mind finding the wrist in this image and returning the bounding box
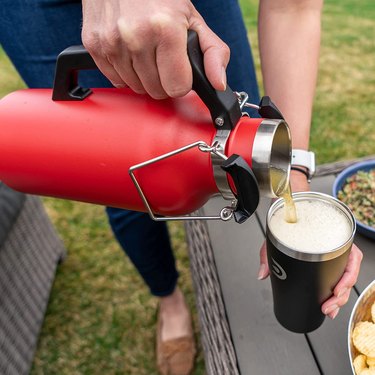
[290,169,310,192]
[291,166,309,180]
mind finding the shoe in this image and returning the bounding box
[156,309,196,375]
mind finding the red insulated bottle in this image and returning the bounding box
[0,31,291,223]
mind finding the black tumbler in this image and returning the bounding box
[266,192,356,333]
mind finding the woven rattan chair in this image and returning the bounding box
[0,183,66,375]
[185,219,240,375]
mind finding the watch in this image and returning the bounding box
[291,149,316,182]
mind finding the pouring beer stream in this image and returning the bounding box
[282,184,298,223]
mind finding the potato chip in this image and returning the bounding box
[371,302,375,324]
[354,354,368,375]
[367,357,375,367]
[353,321,375,358]
[360,368,375,375]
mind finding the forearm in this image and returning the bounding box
[258,0,323,150]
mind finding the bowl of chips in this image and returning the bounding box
[348,280,375,374]
[333,160,375,240]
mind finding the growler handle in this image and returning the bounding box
[187,30,241,130]
[52,45,96,101]
[52,32,242,130]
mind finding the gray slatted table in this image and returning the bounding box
[186,156,375,375]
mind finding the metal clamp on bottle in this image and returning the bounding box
[128,141,235,222]
[188,30,260,222]
[128,31,289,223]
[129,140,259,223]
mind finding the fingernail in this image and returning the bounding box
[258,264,267,280]
[324,304,338,315]
[337,287,348,298]
[221,67,227,90]
[329,307,340,320]
[114,83,127,88]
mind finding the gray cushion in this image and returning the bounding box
[0,182,26,247]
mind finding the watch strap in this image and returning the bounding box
[291,149,316,182]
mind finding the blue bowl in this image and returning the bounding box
[332,160,375,240]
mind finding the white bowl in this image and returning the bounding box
[348,280,375,374]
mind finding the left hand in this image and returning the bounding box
[321,243,363,318]
[257,170,363,319]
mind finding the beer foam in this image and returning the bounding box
[269,200,352,253]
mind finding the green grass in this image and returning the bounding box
[0,50,25,96]
[240,0,375,164]
[1,0,375,373]
[31,200,204,375]
[312,0,375,162]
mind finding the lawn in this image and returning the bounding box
[1,0,374,374]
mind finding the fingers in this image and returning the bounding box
[258,239,363,321]
[89,47,142,90]
[333,244,363,295]
[321,244,363,319]
[81,0,229,99]
[192,23,230,91]
[116,18,162,96]
[290,169,311,192]
[258,241,270,280]
[155,23,192,98]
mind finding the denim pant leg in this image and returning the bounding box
[0,0,177,297]
[106,209,177,296]
[194,0,260,114]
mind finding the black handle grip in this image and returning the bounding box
[187,30,241,130]
[258,96,284,120]
[53,31,242,130]
[52,45,98,101]
[221,154,259,224]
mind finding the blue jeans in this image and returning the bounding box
[0,0,259,296]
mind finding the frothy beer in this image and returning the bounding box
[269,199,353,253]
[266,192,355,333]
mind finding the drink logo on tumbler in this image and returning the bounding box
[271,257,287,280]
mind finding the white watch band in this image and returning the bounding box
[291,149,316,182]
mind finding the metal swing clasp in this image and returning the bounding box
[128,140,238,222]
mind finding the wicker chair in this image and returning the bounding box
[0,183,66,375]
[185,219,240,375]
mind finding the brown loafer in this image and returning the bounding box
[156,310,196,375]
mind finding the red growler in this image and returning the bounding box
[0,31,291,223]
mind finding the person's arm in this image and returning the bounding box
[256,0,363,319]
[258,0,322,192]
[259,0,321,150]
[81,0,229,99]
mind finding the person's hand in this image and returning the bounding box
[321,243,363,319]
[257,170,363,319]
[81,0,229,99]
[259,244,363,319]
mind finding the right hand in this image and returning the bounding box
[81,0,230,99]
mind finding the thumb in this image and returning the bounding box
[258,241,270,280]
[193,24,230,91]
